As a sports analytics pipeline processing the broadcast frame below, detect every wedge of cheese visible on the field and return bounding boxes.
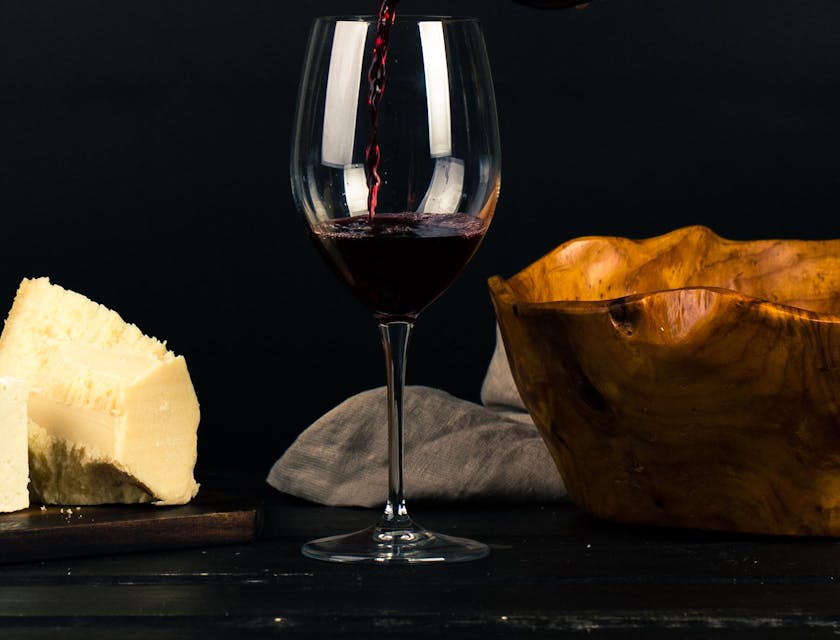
[0,277,200,506]
[0,376,29,512]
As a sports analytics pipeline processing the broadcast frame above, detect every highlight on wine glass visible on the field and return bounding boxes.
[290,11,501,563]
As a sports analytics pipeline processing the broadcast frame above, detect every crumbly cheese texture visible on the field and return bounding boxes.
[0,277,200,506]
[0,377,29,512]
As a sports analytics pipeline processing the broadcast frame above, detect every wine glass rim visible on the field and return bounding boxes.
[313,15,481,24]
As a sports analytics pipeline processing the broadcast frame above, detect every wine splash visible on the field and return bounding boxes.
[365,0,400,219]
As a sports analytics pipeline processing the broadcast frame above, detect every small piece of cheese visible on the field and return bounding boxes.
[0,277,200,506]
[0,376,29,513]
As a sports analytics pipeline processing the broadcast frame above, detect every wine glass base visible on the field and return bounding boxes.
[301,520,490,564]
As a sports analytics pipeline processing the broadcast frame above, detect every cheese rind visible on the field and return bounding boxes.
[0,277,200,506]
[0,376,29,513]
[28,419,153,505]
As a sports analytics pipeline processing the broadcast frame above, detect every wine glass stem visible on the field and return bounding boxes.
[379,320,413,527]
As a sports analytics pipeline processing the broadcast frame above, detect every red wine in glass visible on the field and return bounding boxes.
[309,213,489,322]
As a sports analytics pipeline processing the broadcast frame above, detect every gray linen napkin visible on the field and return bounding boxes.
[266,328,567,507]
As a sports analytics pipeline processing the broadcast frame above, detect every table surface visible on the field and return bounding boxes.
[3,475,840,639]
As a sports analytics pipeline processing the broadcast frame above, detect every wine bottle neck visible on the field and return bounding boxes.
[513,0,592,8]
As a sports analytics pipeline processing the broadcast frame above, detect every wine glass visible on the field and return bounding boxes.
[289,12,501,563]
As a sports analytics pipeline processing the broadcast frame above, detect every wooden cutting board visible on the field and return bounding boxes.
[0,489,262,564]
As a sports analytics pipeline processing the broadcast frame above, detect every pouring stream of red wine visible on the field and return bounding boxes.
[365,0,399,220]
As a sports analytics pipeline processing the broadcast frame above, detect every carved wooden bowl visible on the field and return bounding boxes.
[488,225,840,536]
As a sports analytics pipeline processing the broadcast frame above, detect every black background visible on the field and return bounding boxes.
[0,0,838,483]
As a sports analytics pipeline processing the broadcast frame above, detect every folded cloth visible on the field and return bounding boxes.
[266,327,567,507]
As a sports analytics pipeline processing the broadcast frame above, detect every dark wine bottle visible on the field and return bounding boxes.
[513,0,591,8]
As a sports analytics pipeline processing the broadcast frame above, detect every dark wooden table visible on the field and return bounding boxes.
[2,477,840,638]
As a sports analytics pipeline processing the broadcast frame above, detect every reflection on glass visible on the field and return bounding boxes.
[321,21,366,168]
[418,158,464,213]
[419,21,452,158]
[343,165,369,215]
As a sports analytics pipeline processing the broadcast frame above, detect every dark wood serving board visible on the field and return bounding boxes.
[0,489,263,564]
